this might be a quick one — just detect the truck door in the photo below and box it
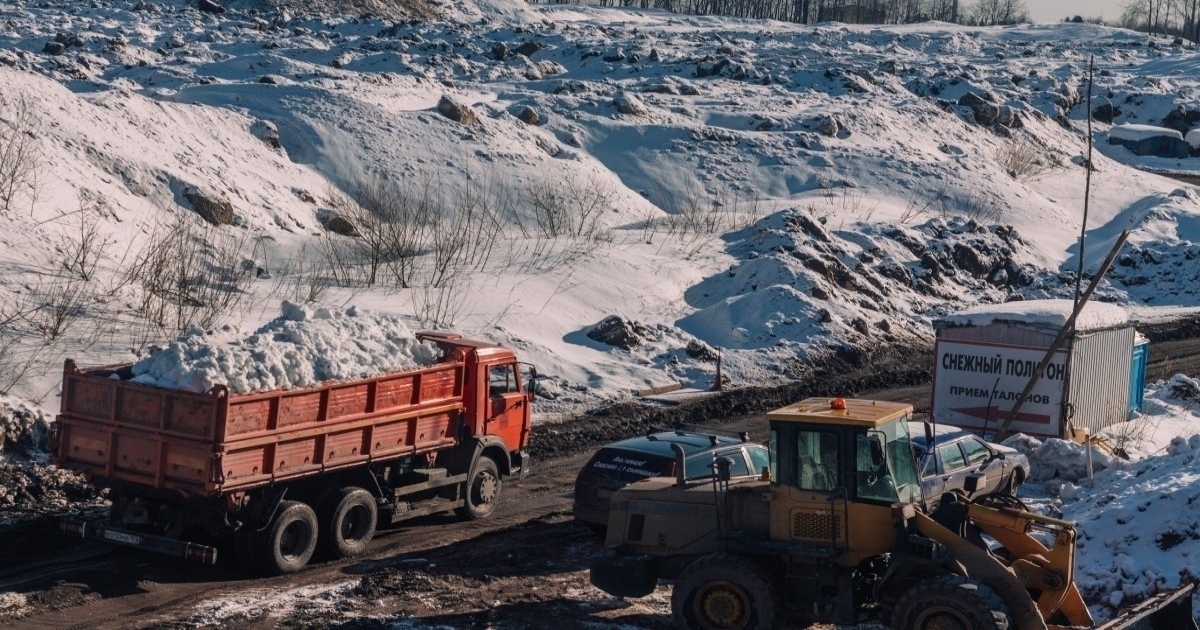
[483,362,527,452]
[776,427,848,549]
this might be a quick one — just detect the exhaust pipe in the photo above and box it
[671,443,686,487]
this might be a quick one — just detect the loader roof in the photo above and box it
[766,397,912,428]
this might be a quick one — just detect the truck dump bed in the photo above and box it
[56,358,467,497]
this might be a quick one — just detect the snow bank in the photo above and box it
[1110,124,1184,142]
[938,299,1129,332]
[129,302,442,394]
[1065,435,1200,617]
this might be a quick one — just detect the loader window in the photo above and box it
[795,430,839,492]
[856,433,899,503]
[489,364,518,397]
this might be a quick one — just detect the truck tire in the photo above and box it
[257,500,318,575]
[672,553,778,630]
[456,457,500,520]
[319,487,378,559]
[891,574,1010,630]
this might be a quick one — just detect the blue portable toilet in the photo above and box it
[1129,336,1149,414]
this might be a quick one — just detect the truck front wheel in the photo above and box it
[320,487,378,559]
[891,575,1010,630]
[672,553,778,630]
[456,457,500,520]
[258,500,318,574]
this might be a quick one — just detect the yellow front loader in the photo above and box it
[590,397,1197,630]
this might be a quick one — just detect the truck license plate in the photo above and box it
[104,530,142,545]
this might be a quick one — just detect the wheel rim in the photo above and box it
[474,470,498,505]
[693,580,751,630]
[913,605,971,630]
[279,519,312,560]
[341,504,371,542]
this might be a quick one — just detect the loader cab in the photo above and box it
[765,398,922,565]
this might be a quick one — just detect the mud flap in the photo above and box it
[1096,584,1199,630]
[590,551,657,598]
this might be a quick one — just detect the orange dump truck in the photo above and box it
[53,332,535,574]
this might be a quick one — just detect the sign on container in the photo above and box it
[932,340,1067,437]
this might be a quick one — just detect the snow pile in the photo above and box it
[129,302,442,394]
[0,398,52,463]
[1065,435,1200,617]
[1000,434,1117,482]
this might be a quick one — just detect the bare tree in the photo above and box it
[0,93,42,215]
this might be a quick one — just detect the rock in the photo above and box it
[183,186,235,226]
[43,42,66,55]
[492,42,509,61]
[818,309,833,323]
[587,315,651,350]
[259,74,286,84]
[512,41,544,58]
[815,115,839,137]
[197,0,226,14]
[613,91,647,115]
[436,95,478,126]
[811,285,829,300]
[249,119,281,149]
[516,106,539,125]
[320,212,358,237]
[684,341,718,361]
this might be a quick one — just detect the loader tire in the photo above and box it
[892,574,1010,630]
[257,500,318,575]
[319,486,378,559]
[672,553,778,630]
[456,457,500,520]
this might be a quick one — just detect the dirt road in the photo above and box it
[2,321,1198,630]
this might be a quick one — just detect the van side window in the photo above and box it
[489,364,517,396]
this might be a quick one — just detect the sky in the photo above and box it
[3,0,1200,624]
[1028,0,1128,23]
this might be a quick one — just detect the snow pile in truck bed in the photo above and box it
[129,302,442,394]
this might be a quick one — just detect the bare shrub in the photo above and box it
[25,277,91,341]
[0,93,42,215]
[122,217,258,334]
[0,292,47,393]
[522,173,615,239]
[47,197,114,281]
[994,138,1065,181]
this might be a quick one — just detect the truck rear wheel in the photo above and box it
[258,500,318,575]
[456,457,500,520]
[891,575,1010,630]
[319,487,378,559]
[672,553,778,630]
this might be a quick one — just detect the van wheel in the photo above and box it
[319,487,378,559]
[456,457,500,520]
[673,553,778,630]
[892,575,1010,630]
[258,500,318,575]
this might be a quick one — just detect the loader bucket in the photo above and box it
[1094,583,1199,630]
